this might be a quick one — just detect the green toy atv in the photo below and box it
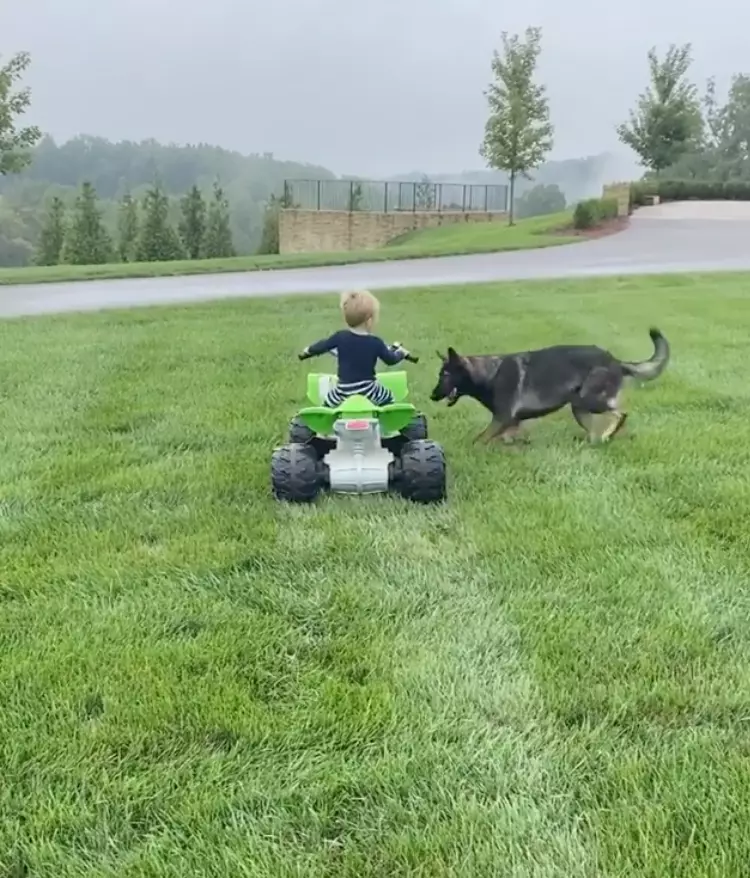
[271,355,446,504]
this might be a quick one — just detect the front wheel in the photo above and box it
[271,443,321,503]
[288,415,315,445]
[397,440,446,503]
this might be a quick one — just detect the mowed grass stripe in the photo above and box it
[1,273,750,875]
[450,294,750,876]
[483,444,750,878]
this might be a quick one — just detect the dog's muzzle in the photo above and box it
[446,388,459,407]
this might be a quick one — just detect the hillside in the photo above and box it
[0,135,337,266]
[0,139,628,268]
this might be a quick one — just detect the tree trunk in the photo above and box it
[508,171,516,225]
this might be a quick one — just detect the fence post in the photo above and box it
[349,180,353,212]
[484,185,489,212]
[316,180,321,210]
[384,182,388,213]
[462,185,467,211]
[437,183,442,212]
[412,182,416,213]
[283,180,289,204]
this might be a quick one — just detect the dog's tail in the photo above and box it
[620,327,670,382]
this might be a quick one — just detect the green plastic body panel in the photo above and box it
[305,370,409,405]
[299,371,414,437]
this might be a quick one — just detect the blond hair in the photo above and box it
[340,289,380,328]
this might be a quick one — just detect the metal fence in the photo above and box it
[283,179,508,213]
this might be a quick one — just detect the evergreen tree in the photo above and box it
[136,184,183,262]
[178,184,207,259]
[62,181,112,265]
[479,27,554,225]
[204,181,235,258]
[117,193,139,262]
[35,196,66,265]
[257,188,294,255]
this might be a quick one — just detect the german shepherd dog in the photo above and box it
[430,328,670,444]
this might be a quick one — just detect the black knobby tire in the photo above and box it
[271,443,321,503]
[398,440,447,503]
[401,413,428,442]
[288,416,315,445]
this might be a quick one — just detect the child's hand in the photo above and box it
[298,347,311,361]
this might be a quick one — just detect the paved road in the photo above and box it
[3,206,750,318]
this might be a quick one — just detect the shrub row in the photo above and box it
[573,197,619,230]
[631,179,750,206]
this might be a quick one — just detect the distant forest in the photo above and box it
[0,134,619,266]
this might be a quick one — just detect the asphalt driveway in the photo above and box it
[1,203,749,318]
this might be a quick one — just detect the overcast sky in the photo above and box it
[5,0,749,177]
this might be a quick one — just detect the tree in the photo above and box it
[516,183,566,219]
[347,181,364,211]
[617,44,702,176]
[257,188,294,255]
[136,184,183,262]
[479,27,554,225]
[117,193,139,262]
[257,197,279,255]
[204,181,235,258]
[35,197,67,265]
[0,52,42,176]
[707,74,750,179]
[178,185,207,259]
[63,182,112,265]
[414,175,436,210]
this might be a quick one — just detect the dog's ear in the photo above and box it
[446,346,470,375]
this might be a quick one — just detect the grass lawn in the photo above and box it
[3,272,750,876]
[0,211,575,286]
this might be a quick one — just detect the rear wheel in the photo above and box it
[271,443,321,503]
[401,413,428,442]
[397,440,446,503]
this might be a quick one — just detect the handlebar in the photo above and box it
[299,345,419,364]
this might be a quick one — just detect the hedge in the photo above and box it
[573,197,619,230]
[631,179,750,206]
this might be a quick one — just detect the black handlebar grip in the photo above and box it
[405,353,419,364]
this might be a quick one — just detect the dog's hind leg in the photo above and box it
[572,368,628,443]
[572,401,627,443]
[571,406,593,434]
[599,406,628,442]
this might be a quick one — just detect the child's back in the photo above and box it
[299,290,408,407]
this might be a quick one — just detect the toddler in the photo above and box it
[299,290,408,407]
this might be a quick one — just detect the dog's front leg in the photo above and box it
[498,423,528,444]
[473,418,506,444]
[474,417,518,445]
